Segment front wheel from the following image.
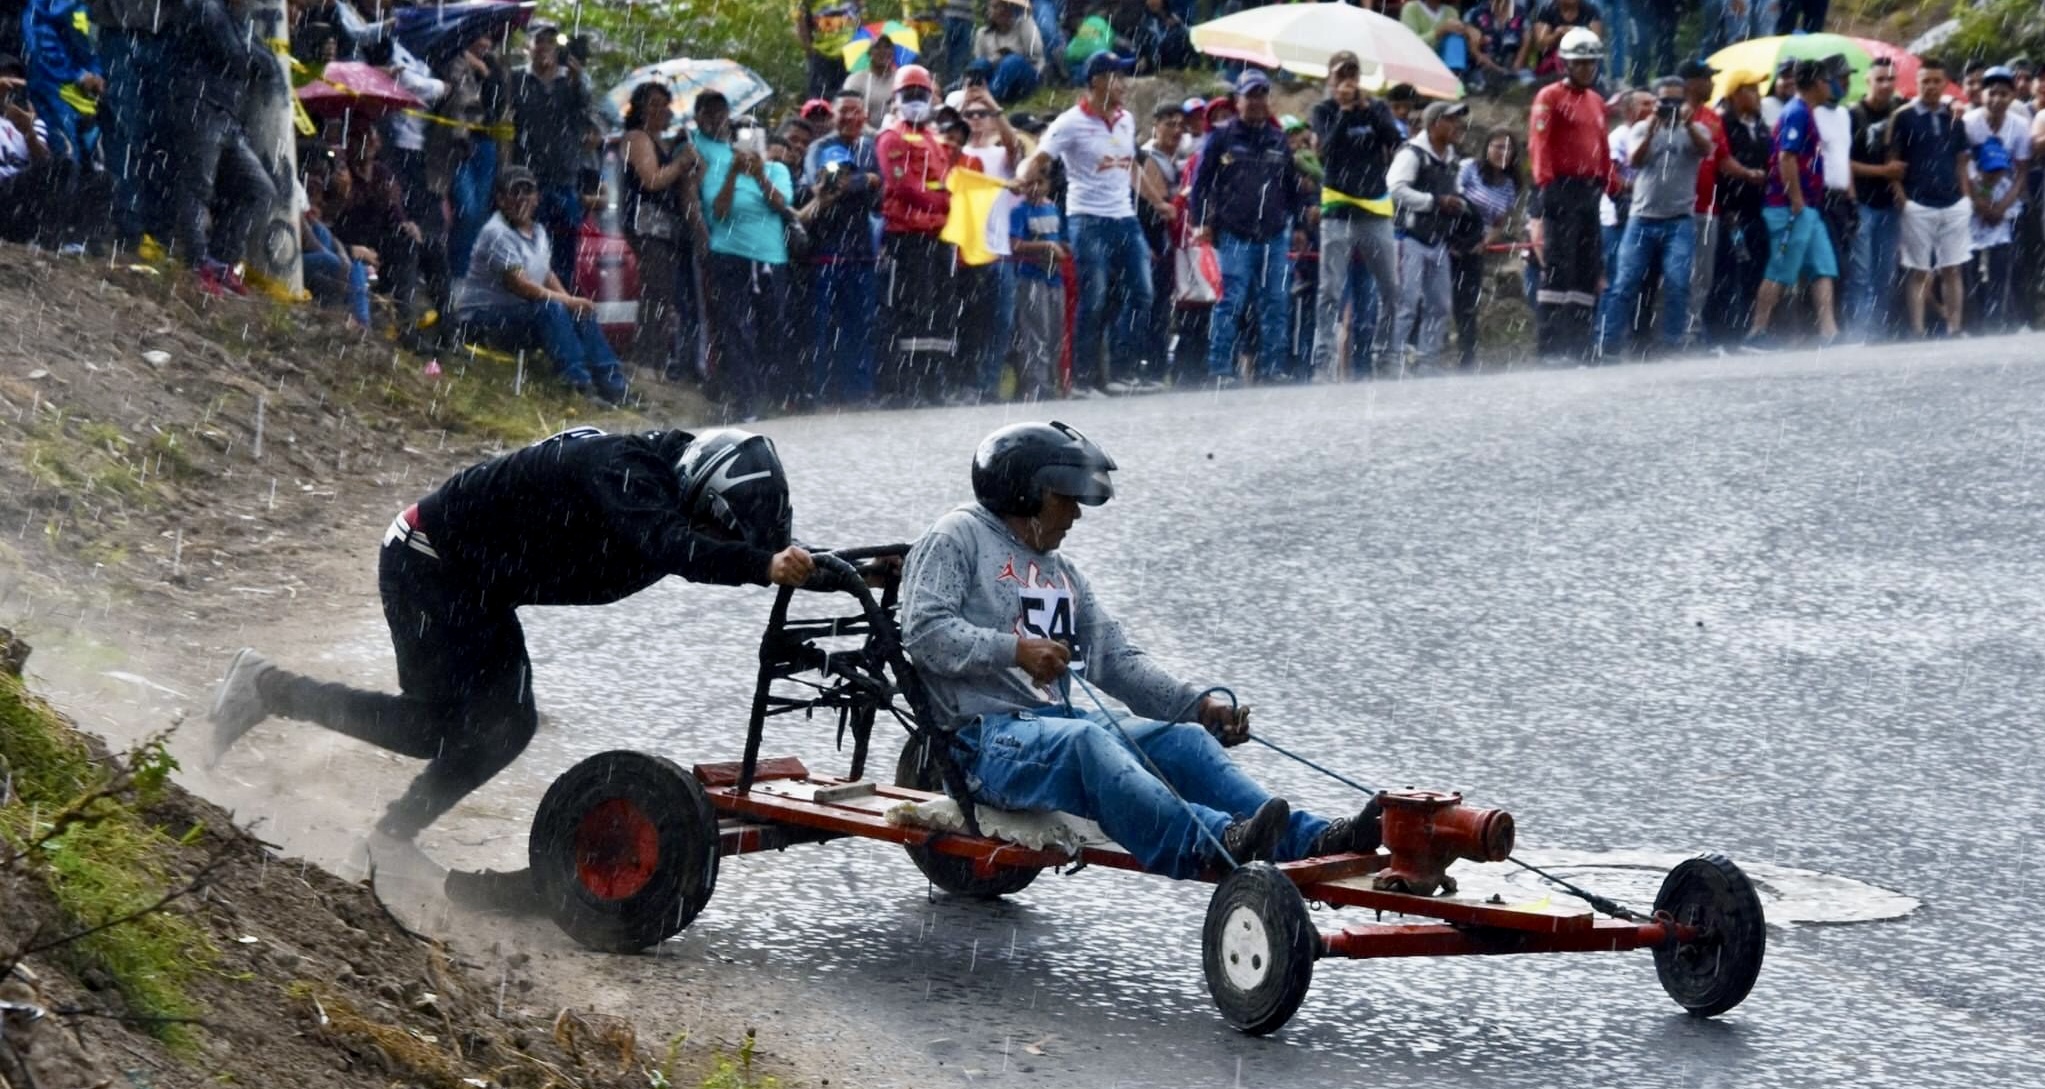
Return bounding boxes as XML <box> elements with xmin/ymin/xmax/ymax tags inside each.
<box><xmin>1653</xmin><ymin>853</ymin><xmax>1766</xmax><ymax>1017</ymax></box>
<box><xmin>529</xmin><ymin>750</ymin><xmax>720</xmax><ymax>953</ymax></box>
<box><xmin>895</xmin><ymin>736</ymin><xmax>1042</xmax><ymax>898</ymax></box>
<box><xmin>1203</xmin><ymin>862</ymin><xmax>1318</xmax><ymax>1035</ymax></box>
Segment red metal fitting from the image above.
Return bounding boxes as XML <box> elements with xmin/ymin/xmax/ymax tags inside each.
<box><xmin>1370</xmin><ymin>790</ymin><xmax>1515</xmax><ymax>898</ymax></box>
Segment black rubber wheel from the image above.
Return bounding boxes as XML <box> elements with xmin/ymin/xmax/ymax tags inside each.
<box><xmin>894</xmin><ymin>736</ymin><xmax>1042</xmax><ymax>898</ymax></box>
<box><xmin>1202</xmin><ymin>862</ymin><xmax>1318</xmax><ymax>1036</ymax></box>
<box><xmin>529</xmin><ymin>750</ymin><xmax>719</xmax><ymax>953</ymax></box>
<box><xmin>1652</xmin><ymin>853</ymin><xmax>1766</xmax><ymax>1017</ymax></box>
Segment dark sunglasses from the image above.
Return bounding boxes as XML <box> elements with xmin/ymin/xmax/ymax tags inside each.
<box><xmin>962</xmin><ymin>108</ymin><xmax>995</xmax><ymax>119</ymax></box>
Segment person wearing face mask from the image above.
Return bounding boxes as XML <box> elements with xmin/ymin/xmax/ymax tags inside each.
<box><xmin>875</xmin><ymin>64</ymin><xmax>962</xmax><ymax>405</ymax></box>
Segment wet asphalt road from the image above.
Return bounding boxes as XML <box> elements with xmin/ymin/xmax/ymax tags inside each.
<box><xmin>471</xmin><ymin>339</ymin><xmax>2041</xmax><ymax>1087</ymax></box>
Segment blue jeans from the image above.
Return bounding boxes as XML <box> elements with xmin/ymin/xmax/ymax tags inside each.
<box><xmin>1208</xmin><ymin>232</ymin><xmax>1291</xmax><ymax>377</ymax></box>
<box><xmin>99</xmin><ymin>29</ymin><xmax>168</xmax><ymax>244</ymax></box>
<box><xmin>1595</xmin><ymin>221</ymin><xmax>1626</xmax><ymax>344</ymax></box>
<box><xmin>1604</xmin><ymin>0</ymin><xmax>1632</xmax><ymax>85</ymax></box>
<box><xmin>1846</xmin><ymin>203</ymin><xmax>1900</xmax><ymax>339</ymax></box>
<box><xmin>538</xmin><ymin>184</ymin><xmax>583</xmax><ymax>289</ymax></box>
<box><xmin>958</xmin><ymin>709</ymin><xmax>1331</xmax><ymax>880</ymax></box>
<box><xmin>460</xmin><ymin>300</ymin><xmax>624</xmax><ymax>391</ymax></box>
<box><xmin>988</xmin><ymin>52</ymin><xmax>1042</xmax><ymax>104</ymax></box>
<box><xmin>940</xmin><ymin>15</ymin><xmax>977</xmax><ymax>86</ymax></box>
<box><xmin>1032</xmin><ymin>0</ymin><xmax>1069</xmax><ymax>78</ymax></box>
<box><xmin>304</xmin><ymin>224</ymin><xmax>372</xmax><ymax>326</ymax></box>
<box><xmin>1697</xmin><ymin>0</ymin><xmax>1784</xmax><ymax>57</ymax></box>
<box><xmin>449</xmin><ymin>141</ymin><xmax>498</xmax><ymax>278</ymax></box>
<box><xmin>812</xmin><ymin>260</ymin><xmax>878</xmax><ymax>402</ymax></box>
<box><xmin>1599</xmin><ymin>215</ymin><xmax>1696</xmax><ymax>351</ymax></box>
<box><xmin>1070</xmin><ymin>213</ymin><xmax>1154</xmax><ymax>387</ymax></box>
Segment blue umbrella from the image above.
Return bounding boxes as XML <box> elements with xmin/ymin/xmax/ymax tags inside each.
<box><xmin>392</xmin><ymin>1</ymin><xmax>537</xmax><ymax>67</ymax></box>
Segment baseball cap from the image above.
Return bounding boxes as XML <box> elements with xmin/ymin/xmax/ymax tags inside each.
<box><xmin>2005</xmin><ymin>56</ymin><xmax>2036</xmax><ymax>75</ymax></box>
<box><xmin>1420</xmin><ymin>101</ymin><xmax>1470</xmax><ymax>128</ymax></box>
<box><xmin>1280</xmin><ymin>113</ymin><xmax>1306</xmax><ymax>133</ymax></box>
<box><xmin>1386</xmin><ymin>83</ymin><xmax>1420</xmax><ymax>104</ymax></box>
<box><xmin>1205</xmin><ymin>95</ymin><xmax>1236</xmax><ymax>117</ymax></box>
<box><xmin>1153</xmin><ymin>100</ymin><xmax>1186</xmax><ymax>120</ymax></box>
<box><xmin>1080</xmin><ymin>51</ymin><xmax>1134</xmax><ymax>84</ymax></box>
<box><xmin>1982</xmin><ymin>65</ymin><xmax>2017</xmax><ymax>87</ymax></box>
<box><xmin>494</xmin><ymin>165</ymin><xmax>539</xmax><ymax>195</ymax></box>
<box><xmin>1182</xmin><ymin>96</ymin><xmax>1207</xmax><ymax>115</ymax></box>
<box><xmin>1236</xmin><ymin>68</ymin><xmax>1272</xmax><ymax>95</ymax></box>
<box><xmin>1676</xmin><ymin>59</ymin><xmax>1717</xmax><ymax>81</ymax></box>
<box><xmin>1008</xmin><ymin>111</ymin><xmax>1047</xmax><ymax>135</ymax></box>
<box><xmin>799</xmin><ymin>98</ymin><xmax>833</xmax><ymax>119</ymax></box>
<box><xmin>1328</xmin><ymin>50</ymin><xmax>1361</xmax><ymax>77</ymax></box>
<box><xmin>528</xmin><ymin>20</ymin><xmax>560</xmax><ymax>38</ymax></box>
<box><xmin>1975</xmin><ymin>136</ymin><xmax>2012</xmax><ymax>174</ymax></box>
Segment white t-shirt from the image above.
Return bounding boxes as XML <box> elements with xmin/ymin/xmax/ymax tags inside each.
<box><xmin>1964</xmin><ymin>106</ymin><xmax>2033</xmax><ymax>165</ymax></box>
<box><xmin>962</xmin><ymin>139</ymin><xmax>1018</xmax><ymax>255</ymax></box>
<box><xmin>1038</xmin><ymin>102</ymin><xmax>1138</xmax><ymax>219</ymax></box>
<box><xmin>1601</xmin><ymin>123</ymin><xmax>1633</xmax><ymax>227</ymax></box>
<box><xmin>1761</xmin><ymin>93</ymin><xmax>1788</xmax><ymax>131</ymax></box>
<box><xmin>1815</xmin><ymin>103</ymin><xmax>1853</xmax><ymax>192</ymax></box>
<box><xmin>1970</xmin><ymin>172</ymin><xmax>2015</xmax><ymax>249</ymax></box>
<box><xmin>0</xmin><ymin>115</ymin><xmax>48</xmax><ymax>181</ymax></box>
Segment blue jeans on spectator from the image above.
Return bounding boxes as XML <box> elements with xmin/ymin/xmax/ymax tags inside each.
<box><xmin>977</xmin><ymin>261</ymin><xmax>1018</xmax><ymax>396</ymax></box>
<box><xmin>1598</xmin><ymin>214</ymin><xmax>1696</xmax><ymax>352</ymax></box>
<box><xmin>940</xmin><ymin>15</ymin><xmax>976</xmax><ymax>86</ymax></box>
<box><xmin>1032</xmin><ymin>0</ymin><xmax>1069</xmax><ymax>79</ymax></box>
<box><xmin>99</xmin><ymin>28</ymin><xmax>168</xmax><ymax>246</ymax></box>
<box><xmin>539</xmin><ymin>184</ymin><xmax>583</xmax><ymax>289</ymax></box>
<box><xmin>460</xmin><ymin>300</ymin><xmax>625</xmax><ymax>394</ymax></box>
<box><xmin>303</xmin><ymin>228</ymin><xmax>373</xmax><ymax>327</ymax></box>
<box><xmin>957</xmin><ymin>709</ymin><xmax>1331</xmax><ymax>880</ymax></box>
<box><xmin>1070</xmin><ymin>213</ymin><xmax>1154</xmax><ymax>388</ymax></box>
<box><xmin>1605</xmin><ymin>0</ymin><xmax>1632</xmax><ymax>84</ymax></box>
<box><xmin>1776</xmin><ymin>0</ymin><xmax>1827</xmax><ymax>34</ymax></box>
<box><xmin>1846</xmin><ymin>203</ymin><xmax>1900</xmax><ymax>340</ymax></box>
<box><xmin>449</xmin><ymin>141</ymin><xmax>498</xmax><ymax>278</ymax></box>
<box><xmin>1698</xmin><ymin>0</ymin><xmax>1784</xmax><ymax>56</ymax></box>
<box><xmin>1633</xmin><ymin>0</ymin><xmax>1680</xmax><ymax>86</ymax></box>
<box><xmin>988</xmin><ymin>53</ymin><xmax>1042</xmax><ymax>103</ymax></box>
<box><xmin>812</xmin><ymin>260</ymin><xmax>878</xmax><ymax>402</ymax></box>
<box><xmin>1595</xmin><ymin>220</ymin><xmax>1625</xmax><ymax>346</ymax></box>
<box><xmin>1208</xmin><ymin>231</ymin><xmax>1291</xmax><ymax>378</ymax></box>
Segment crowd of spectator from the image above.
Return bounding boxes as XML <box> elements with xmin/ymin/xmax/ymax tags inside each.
<box><xmin>2</xmin><ymin>1</ymin><xmax>2042</xmax><ymax>417</ymax></box>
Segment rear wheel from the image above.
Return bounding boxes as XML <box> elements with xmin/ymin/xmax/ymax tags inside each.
<box><xmin>1202</xmin><ymin>862</ymin><xmax>1317</xmax><ymax>1036</ymax></box>
<box><xmin>894</xmin><ymin>736</ymin><xmax>1041</xmax><ymax>898</ymax></box>
<box><xmin>529</xmin><ymin>750</ymin><xmax>719</xmax><ymax>952</ymax></box>
<box><xmin>1653</xmin><ymin>853</ymin><xmax>1766</xmax><ymax>1017</ymax></box>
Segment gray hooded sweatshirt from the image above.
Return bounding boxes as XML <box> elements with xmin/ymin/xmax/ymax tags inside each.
<box><xmin>900</xmin><ymin>503</ymin><xmax>1206</xmax><ymax>731</ymax></box>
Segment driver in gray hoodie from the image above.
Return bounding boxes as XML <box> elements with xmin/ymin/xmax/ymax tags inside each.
<box><xmin>899</xmin><ymin>422</ymin><xmax>1378</xmax><ymax>879</ymax></box>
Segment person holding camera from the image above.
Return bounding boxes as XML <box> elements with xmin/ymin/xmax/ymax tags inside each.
<box><xmin>796</xmin><ymin>89</ymin><xmax>884</xmax><ymax>404</ymax></box>
<box><xmin>0</xmin><ymin>55</ymin><xmax>55</xmax><ymax>244</ymax></box>
<box><xmin>1597</xmin><ymin>75</ymin><xmax>1713</xmax><ymax>358</ymax></box>
<box><xmin>510</xmin><ymin>23</ymin><xmax>592</xmax><ymax>288</ymax></box>
<box><xmin>1388</xmin><ymin>100</ymin><xmax>1472</xmax><ymax>373</ymax></box>
<box><xmin>620</xmin><ymin>81</ymin><xmax>702</xmax><ymax>376</ymax></box>
<box><xmin>695</xmin><ymin>90</ymin><xmax>798</xmax><ymax>420</ymax></box>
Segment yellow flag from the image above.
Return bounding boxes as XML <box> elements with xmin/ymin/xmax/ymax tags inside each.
<box><xmin>942</xmin><ymin>167</ymin><xmax>1009</xmax><ymax>268</ymax></box>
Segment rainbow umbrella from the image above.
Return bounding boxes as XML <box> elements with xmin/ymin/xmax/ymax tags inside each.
<box><xmin>1707</xmin><ymin>33</ymin><xmax>1924</xmax><ymax>104</ymax></box>
<box><xmin>843</xmin><ymin>21</ymin><xmax>921</xmax><ymax>74</ymax></box>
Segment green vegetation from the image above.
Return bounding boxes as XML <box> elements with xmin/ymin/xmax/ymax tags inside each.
<box><xmin>0</xmin><ymin>667</ymin><xmax>213</xmax><ymax>1051</ymax></box>
<box><xmin>1950</xmin><ymin>0</ymin><xmax>2045</xmax><ymax>62</ymax></box>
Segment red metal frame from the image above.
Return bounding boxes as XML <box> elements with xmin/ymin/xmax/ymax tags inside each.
<box><xmin>694</xmin><ymin>759</ymin><xmax>1685</xmax><ymax>961</ymax></box>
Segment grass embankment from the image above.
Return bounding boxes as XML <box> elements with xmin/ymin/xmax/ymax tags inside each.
<box><xmin>0</xmin><ymin>657</ymin><xmax>212</xmax><ymax>1052</ymax></box>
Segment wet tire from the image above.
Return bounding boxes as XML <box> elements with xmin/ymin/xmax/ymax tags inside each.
<box><xmin>1652</xmin><ymin>853</ymin><xmax>1766</xmax><ymax>1017</ymax></box>
<box><xmin>529</xmin><ymin>750</ymin><xmax>719</xmax><ymax>953</ymax></box>
<box><xmin>894</xmin><ymin>737</ymin><xmax>1041</xmax><ymax>899</ymax></box>
<box><xmin>1202</xmin><ymin>862</ymin><xmax>1317</xmax><ymax>1036</ymax></box>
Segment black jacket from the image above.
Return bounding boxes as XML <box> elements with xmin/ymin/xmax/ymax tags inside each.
<box><xmin>1310</xmin><ymin>96</ymin><xmax>1404</xmax><ymax>214</ymax></box>
<box><xmin>414</xmin><ymin>430</ymin><xmax>773</xmax><ymax>607</ymax></box>
<box><xmin>167</xmin><ymin>0</ymin><xmax>271</xmax><ymax>115</ymax></box>
<box><xmin>510</xmin><ymin>66</ymin><xmax>592</xmax><ymax>188</ymax></box>
<box><xmin>1189</xmin><ymin>117</ymin><xmax>1302</xmax><ymax>242</ymax></box>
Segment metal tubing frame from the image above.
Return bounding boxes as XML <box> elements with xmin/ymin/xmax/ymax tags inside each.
<box><xmin>1320</xmin><ymin>919</ymin><xmax>1692</xmax><ymax>961</ymax></box>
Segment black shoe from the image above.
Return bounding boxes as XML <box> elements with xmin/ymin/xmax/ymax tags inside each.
<box><xmin>1307</xmin><ymin>796</ymin><xmax>1383</xmax><ymax>857</ymax></box>
<box><xmin>1219</xmin><ymin>798</ymin><xmax>1290</xmax><ymax>864</ymax></box>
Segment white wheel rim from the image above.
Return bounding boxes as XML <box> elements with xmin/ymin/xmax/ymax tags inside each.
<box><xmin>1220</xmin><ymin>905</ymin><xmax>1273</xmax><ymax>992</ymax></box>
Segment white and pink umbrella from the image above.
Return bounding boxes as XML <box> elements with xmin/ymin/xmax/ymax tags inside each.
<box><xmin>1190</xmin><ymin>2</ymin><xmax>1464</xmax><ymax>100</ymax></box>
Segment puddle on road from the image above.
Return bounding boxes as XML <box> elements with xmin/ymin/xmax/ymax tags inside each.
<box><xmin>1466</xmin><ymin>849</ymin><xmax>1920</xmax><ymax>928</ymax></box>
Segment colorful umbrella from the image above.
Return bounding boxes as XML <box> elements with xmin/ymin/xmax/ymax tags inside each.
<box><xmin>842</xmin><ymin>21</ymin><xmax>921</xmax><ymax>74</ymax></box>
<box><xmin>298</xmin><ymin>61</ymin><xmax>426</xmax><ymax>122</ymax></box>
<box><xmin>603</xmin><ymin>59</ymin><xmax>774</xmax><ymax>137</ymax></box>
<box><xmin>1190</xmin><ymin>2</ymin><xmax>1463</xmax><ymax>100</ymax></box>
<box><xmin>1707</xmin><ymin>33</ymin><xmax>1924</xmax><ymax>104</ymax></box>
<box><xmin>391</xmin><ymin>1</ymin><xmax>537</xmax><ymax>67</ymax></box>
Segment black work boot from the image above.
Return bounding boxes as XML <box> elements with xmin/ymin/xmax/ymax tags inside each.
<box><xmin>1308</xmin><ymin>796</ymin><xmax>1384</xmax><ymax>857</ymax></box>
<box><xmin>1219</xmin><ymin>798</ymin><xmax>1291</xmax><ymax>864</ymax></box>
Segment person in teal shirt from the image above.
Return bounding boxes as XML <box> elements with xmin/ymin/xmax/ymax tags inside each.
<box><xmin>694</xmin><ymin>91</ymin><xmax>797</xmax><ymax>420</ymax></box>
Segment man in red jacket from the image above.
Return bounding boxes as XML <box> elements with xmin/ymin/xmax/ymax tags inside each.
<box><xmin>875</xmin><ymin>64</ymin><xmax>961</xmax><ymax>405</ymax></box>
<box><xmin>1527</xmin><ymin>27</ymin><xmax>1611</xmax><ymax>362</ymax></box>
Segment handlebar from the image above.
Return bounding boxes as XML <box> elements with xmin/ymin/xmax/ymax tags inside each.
<box><xmin>800</xmin><ymin>551</ymin><xmax>867</xmax><ymax>594</ymax></box>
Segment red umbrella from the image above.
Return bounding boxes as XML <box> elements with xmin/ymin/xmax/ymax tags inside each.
<box><xmin>298</xmin><ymin>62</ymin><xmax>425</xmax><ymax>122</ymax></box>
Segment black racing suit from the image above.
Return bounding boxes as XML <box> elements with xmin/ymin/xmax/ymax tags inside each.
<box><xmin>257</xmin><ymin>430</ymin><xmax>775</xmax><ymax>838</ymax></box>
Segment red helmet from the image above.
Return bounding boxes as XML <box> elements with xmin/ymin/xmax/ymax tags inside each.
<box><xmin>893</xmin><ymin>64</ymin><xmax>937</xmax><ymax>96</ymax></box>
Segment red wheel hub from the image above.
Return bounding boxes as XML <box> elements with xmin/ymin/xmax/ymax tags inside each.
<box><xmin>574</xmin><ymin>798</ymin><xmax>660</xmax><ymax>900</ymax></box>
